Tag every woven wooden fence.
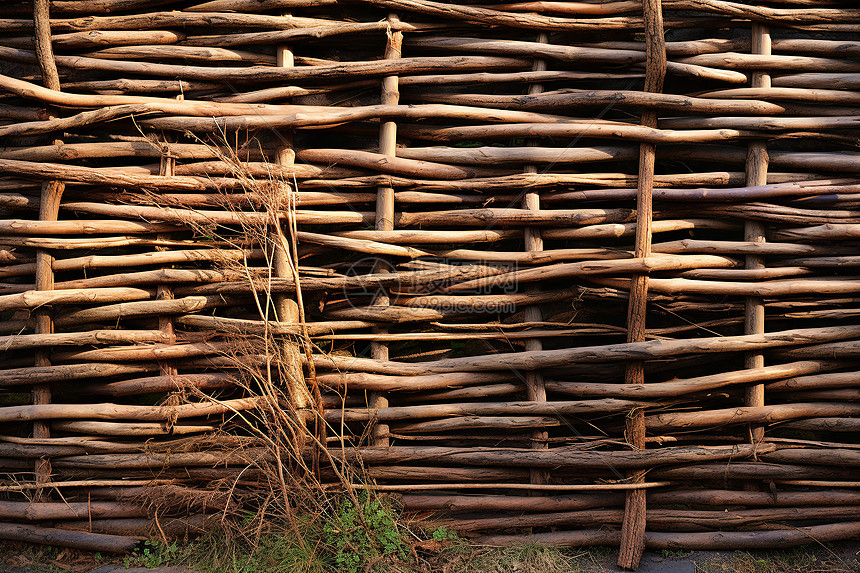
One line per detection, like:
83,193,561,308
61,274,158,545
0,0,859,565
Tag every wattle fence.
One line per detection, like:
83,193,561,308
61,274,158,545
0,0,859,566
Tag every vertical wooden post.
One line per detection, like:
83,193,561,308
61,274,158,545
745,23,770,446
370,15,402,448
618,0,665,568
157,96,182,382
32,0,63,497
273,26,312,427
523,32,549,486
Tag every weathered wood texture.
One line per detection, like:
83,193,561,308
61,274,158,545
0,0,858,560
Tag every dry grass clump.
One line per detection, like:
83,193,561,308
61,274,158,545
120,133,420,571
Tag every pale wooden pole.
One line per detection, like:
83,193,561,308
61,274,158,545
745,22,771,447
370,15,403,447
272,21,313,428
522,32,549,485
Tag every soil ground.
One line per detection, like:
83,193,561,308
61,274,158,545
1,541,859,573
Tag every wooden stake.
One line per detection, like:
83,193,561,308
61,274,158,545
32,0,63,500
370,15,403,447
523,31,549,486
745,22,771,449
618,0,666,568
156,95,181,382
272,27,313,428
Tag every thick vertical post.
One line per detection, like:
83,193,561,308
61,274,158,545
618,0,666,568
523,32,549,485
745,23,770,446
157,96,181,381
32,0,63,496
273,29,312,432
371,16,402,447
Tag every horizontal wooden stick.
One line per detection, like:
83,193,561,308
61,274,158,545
349,482,670,491
0,218,177,235
393,415,563,433
183,0,339,12
0,480,175,492
784,418,860,432
348,0,643,30
61,201,371,225
0,330,168,351
51,421,216,435
398,145,637,165
774,73,860,89
313,325,860,375
0,397,263,423
702,86,860,104
0,501,144,521
398,70,643,86
318,371,514,392
474,521,860,549
401,492,623,511
764,449,860,467
547,360,841,398
409,90,786,117
766,371,860,392
646,403,860,431
660,115,860,131
55,295,230,326
80,373,236,397
403,488,860,511
0,141,261,162
445,254,736,292
328,398,655,422
82,44,275,64
53,341,229,362
592,276,860,297
176,314,372,336
650,488,860,507
0,287,151,312
773,224,860,241
0,236,203,250
0,522,139,552
56,515,210,538
344,444,768,468
678,52,860,72
53,450,267,469
182,20,415,48
5,11,338,31
653,239,841,255
53,268,229,290
295,148,495,179
0,157,213,190
434,505,860,532
0,363,156,387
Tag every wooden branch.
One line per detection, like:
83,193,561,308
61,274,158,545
312,325,860,375
0,522,139,552
475,521,860,548
547,360,842,398
0,397,264,424
646,403,860,432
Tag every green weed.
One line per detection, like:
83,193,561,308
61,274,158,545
123,540,180,569
431,525,459,543
322,491,409,573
